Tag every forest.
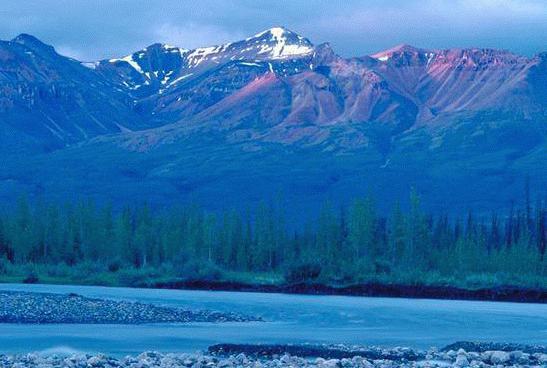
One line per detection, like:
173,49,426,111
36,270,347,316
0,189,545,289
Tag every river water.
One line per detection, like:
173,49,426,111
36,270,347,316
0,283,545,356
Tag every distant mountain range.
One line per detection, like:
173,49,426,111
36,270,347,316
1,27,545,214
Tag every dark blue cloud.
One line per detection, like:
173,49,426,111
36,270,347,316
0,0,545,60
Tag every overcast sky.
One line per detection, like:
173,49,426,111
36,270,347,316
0,0,545,61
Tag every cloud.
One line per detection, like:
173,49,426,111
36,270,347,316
153,23,246,50
304,0,547,55
0,0,544,60
459,0,546,15
55,45,88,60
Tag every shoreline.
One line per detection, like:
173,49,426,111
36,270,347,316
1,278,545,303
150,280,547,304
1,287,545,366
1,343,546,368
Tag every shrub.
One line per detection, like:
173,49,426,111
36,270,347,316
107,258,124,273
73,262,106,278
284,262,322,284
177,259,223,281
174,250,192,266
198,262,223,281
45,263,71,278
117,268,150,287
374,259,392,275
23,270,39,284
0,256,9,275
158,262,175,275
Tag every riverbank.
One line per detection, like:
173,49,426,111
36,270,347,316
1,268,545,303
153,279,547,303
0,290,256,324
1,343,546,367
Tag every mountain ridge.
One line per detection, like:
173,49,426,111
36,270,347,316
0,28,545,214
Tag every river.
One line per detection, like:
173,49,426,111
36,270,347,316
0,283,545,356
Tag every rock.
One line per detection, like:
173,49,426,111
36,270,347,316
280,354,292,364
87,355,106,366
508,350,522,363
480,351,492,362
321,358,341,367
535,353,547,364
1,344,546,368
488,351,510,364
468,359,482,368
467,352,480,361
455,354,470,367
217,359,233,367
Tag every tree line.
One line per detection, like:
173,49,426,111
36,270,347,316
0,189,545,285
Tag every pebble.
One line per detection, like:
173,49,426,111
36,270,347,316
488,351,510,365
0,291,257,324
1,345,545,368
455,355,469,367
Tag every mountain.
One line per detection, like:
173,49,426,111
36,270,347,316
0,28,545,214
0,34,147,153
369,45,545,119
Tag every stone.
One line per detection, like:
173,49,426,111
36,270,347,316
322,359,341,367
217,360,233,368
455,354,470,367
87,355,106,367
1,345,546,368
489,351,510,364
535,353,547,364
280,354,292,364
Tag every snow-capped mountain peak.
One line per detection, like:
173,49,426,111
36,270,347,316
246,26,313,59
97,43,189,97
372,44,433,60
107,43,188,75
250,26,293,39
182,27,313,70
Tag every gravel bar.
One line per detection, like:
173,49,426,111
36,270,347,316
0,291,257,324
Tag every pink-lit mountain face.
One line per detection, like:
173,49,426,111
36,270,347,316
86,28,545,152
0,28,545,213
370,45,545,119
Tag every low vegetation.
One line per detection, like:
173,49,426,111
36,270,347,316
0,189,545,290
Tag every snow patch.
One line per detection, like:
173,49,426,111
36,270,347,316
186,46,221,67
255,28,313,59
81,61,99,69
167,73,193,86
163,44,189,56
161,73,193,91
426,52,436,66
240,62,262,67
109,54,144,74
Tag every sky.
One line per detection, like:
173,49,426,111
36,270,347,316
0,0,545,61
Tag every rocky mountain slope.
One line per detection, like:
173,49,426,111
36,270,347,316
0,34,147,153
0,27,545,213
